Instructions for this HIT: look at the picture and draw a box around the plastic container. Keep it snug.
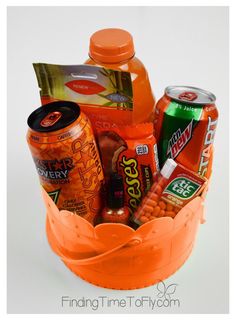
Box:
[43,183,208,290]
[85,28,155,124]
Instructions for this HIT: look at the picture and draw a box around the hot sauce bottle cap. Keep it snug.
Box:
[161,159,177,179]
[89,28,135,64]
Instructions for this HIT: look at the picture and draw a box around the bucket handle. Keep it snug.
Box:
[48,218,188,267]
[46,195,205,267]
[49,221,144,266]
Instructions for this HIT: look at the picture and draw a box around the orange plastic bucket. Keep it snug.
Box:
[42,184,207,290]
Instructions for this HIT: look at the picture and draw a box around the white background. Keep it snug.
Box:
[7,6,229,313]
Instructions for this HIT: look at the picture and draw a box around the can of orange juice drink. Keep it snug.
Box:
[154,86,218,178]
[27,101,104,225]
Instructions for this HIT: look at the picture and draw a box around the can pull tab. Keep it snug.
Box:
[178,91,198,102]
[40,111,62,127]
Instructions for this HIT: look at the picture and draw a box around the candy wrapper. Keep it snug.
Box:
[97,123,160,214]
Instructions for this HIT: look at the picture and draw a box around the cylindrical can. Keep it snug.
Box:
[27,101,104,225]
[154,86,218,178]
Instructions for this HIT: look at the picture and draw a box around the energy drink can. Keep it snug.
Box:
[27,101,104,225]
[154,86,218,178]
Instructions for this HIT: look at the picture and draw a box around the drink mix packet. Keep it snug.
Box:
[97,123,160,214]
[33,63,134,131]
[133,159,207,225]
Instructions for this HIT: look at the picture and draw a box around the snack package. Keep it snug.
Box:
[97,123,160,214]
[133,159,207,225]
[33,63,134,131]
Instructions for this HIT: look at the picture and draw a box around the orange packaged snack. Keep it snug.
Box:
[134,159,207,225]
[27,101,104,225]
[97,123,160,214]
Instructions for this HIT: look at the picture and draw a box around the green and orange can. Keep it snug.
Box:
[27,101,104,225]
[154,86,218,178]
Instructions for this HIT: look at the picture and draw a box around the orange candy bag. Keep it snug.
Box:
[97,123,160,214]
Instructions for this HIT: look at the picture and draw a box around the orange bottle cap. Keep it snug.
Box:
[89,28,135,64]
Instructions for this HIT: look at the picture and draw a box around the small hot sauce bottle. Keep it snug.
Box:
[102,173,130,224]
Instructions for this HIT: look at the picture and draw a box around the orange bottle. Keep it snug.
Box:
[85,28,155,125]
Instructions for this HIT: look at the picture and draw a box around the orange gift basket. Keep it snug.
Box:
[43,183,208,290]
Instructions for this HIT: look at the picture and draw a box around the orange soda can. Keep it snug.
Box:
[154,86,218,178]
[27,101,104,225]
